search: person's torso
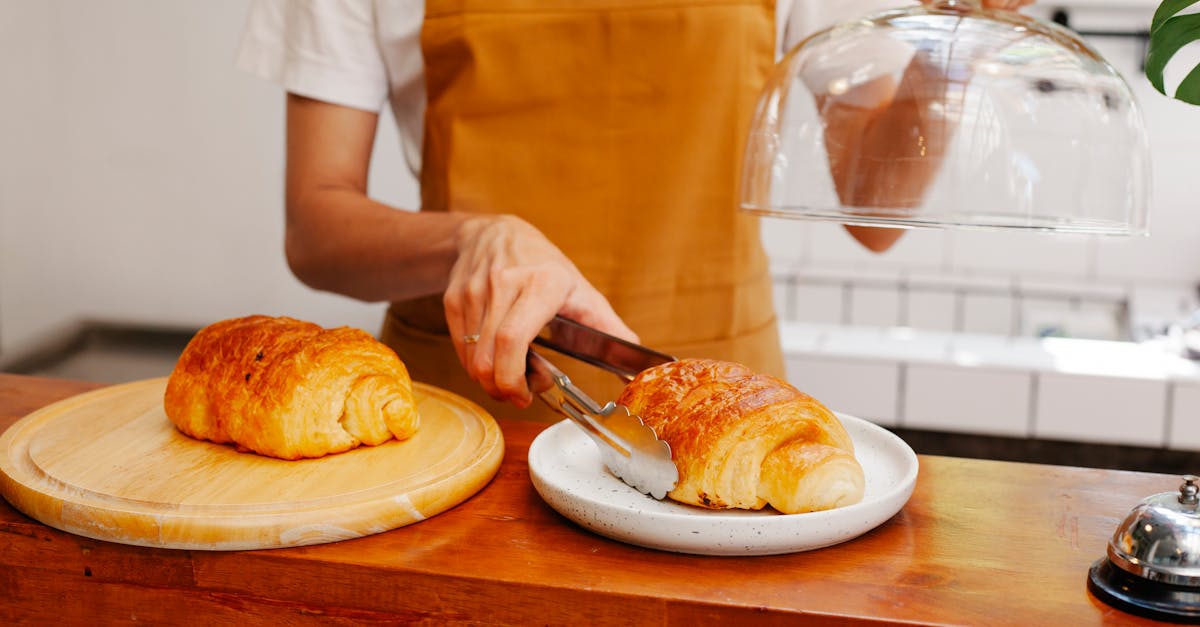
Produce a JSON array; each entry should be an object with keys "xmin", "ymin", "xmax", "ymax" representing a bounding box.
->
[
  {"xmin": 415, "ymin": 0, "xmax": 775, "ymax": 348},
  {"xmin": 369, "ymin": 0, "xmax": 908, "ymax": 176},
  {"xmin": 384, "ymin": 0, "xmax": 787, "ymax": 421}
]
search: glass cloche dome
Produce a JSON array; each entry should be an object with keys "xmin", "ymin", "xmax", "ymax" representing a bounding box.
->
[{"xmin": 740, "ymin": 0, "xmax": 1151, "ymax": 242}]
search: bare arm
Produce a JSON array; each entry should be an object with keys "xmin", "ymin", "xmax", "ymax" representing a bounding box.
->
[
  {"xmin": 819, "ymin": 53, "xmax": 954, "ymax": 252},
  {"xmin": 284, "ymin": 94, "xmax": 469, "ymax": 302},
  {"xmin": 820, "ymin": 0, "xmax": 1035, "ymax": 253},
  {"xmin": 283, "ymin": 94, "xmax": 634, "ymax": 407}
]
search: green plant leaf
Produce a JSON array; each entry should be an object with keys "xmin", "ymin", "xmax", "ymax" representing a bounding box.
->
[
  {"xmin": 1152, "ymin": 0, "xmax": 1200, "ymax": 32},
  {"xmin": 1147, "ymin": 0, "xmax": 1200, "ymax": 104}
]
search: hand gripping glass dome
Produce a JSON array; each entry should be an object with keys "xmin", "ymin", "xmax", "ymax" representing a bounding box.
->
[{"xmin": 739, "ymin": 0, "xmax": 1150, "ymax": 236}]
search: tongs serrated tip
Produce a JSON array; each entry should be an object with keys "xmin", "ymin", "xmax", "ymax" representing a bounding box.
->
[{"xmin": 527, "ymin": 319, "xmax": 678, "ymax": 499}]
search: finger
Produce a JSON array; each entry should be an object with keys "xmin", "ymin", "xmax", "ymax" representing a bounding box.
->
[
  {"xmin": 443, "ymin": 276, "xmax": 470, "ymax": 371},
  {"xmin": 444, "ymin": 252, "xmax": 490, "ymax": 379},
  {"xmin": 470, "ymin": 268, "xmax": 524, "ymax": 402},
  {"xmin": 499, "ymin": 268, "xmax": 578, "ymax": 406},
  {"xmin": 492, "ymin": 277, "xmax": 567, "ymax": 407}
]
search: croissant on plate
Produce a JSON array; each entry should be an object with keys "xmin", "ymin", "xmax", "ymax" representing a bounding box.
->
[
  {"xmin": 164, "ymin": 315, "xmax": 419, "ymax": 460},
  {"xmin": 616, "ymin": 359, "xmax": 864, "ymax": 514}
]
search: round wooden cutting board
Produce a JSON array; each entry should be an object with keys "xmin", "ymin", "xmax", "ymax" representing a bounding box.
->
[{"xmin": 0, "ymin": 378, "xmax": 504, "ymax": 550}]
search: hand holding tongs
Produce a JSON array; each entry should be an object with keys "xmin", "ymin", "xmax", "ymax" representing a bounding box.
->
[{"xmin": 527, "ymin": 316, "xmax": 679, "ymax": 499}]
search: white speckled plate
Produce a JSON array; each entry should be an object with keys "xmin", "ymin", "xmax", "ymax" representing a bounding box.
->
[{"xmin": 528, "ymin": 414, "xmax": 918, "ymax": 556}]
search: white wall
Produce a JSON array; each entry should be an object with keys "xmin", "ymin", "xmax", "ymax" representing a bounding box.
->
[
  {"xmin": 1, "ymin": 0, "xmax": 1197, "ymax": 358},
  {"xmin": 767, "ymin": 5, "xmax": 1200, "ymax": 340},
  {"xmin": 0, "ymin": 0, "xmax": 419, "ymax": 357}
]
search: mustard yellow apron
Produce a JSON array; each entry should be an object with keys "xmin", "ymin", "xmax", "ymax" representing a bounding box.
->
[{"xmin": 383, "ymin": 0, "xmax": 784, "ymax": 422}]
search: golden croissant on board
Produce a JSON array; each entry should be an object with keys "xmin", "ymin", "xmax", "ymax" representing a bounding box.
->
[
  {"xmin": 617, "ymin": 359, "xmax": 864, "ymax": 514},
  {"xmin": 164, "ymin": 315, "xmax": 419, "ymax": 460}
]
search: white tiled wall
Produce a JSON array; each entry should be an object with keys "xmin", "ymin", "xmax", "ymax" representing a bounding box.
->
[
  {"xmin": 777, "ymin": 5, "xmax": 1200, "ymax": 453},
  {"xmin": 785, "ymin": 355, "xmax": 901, "ymax": 426},
  {"xmin": 760, "ymin": 7, "xmax": 1200, "ymax": 345},
  {"xmin": 767, "ymin": 13, "xmax": 1200, "ymax": 448},
  {"xmin": 948, "ymin": 231, "xmax": 1094, "ymax": 278},
  {"xmin": 779, "ymin": 322, "xmax": 1200, "ymax": 451},
  {"xmin": 790, "ymin": 281, "xmax": 844, "ymax": 325},
  {"xmin": 1171, "ymin": 383, "xmax": 1200, "ymax": 450},
  {"xmin": 849, "ymin": 285, "xmax": 902, "ymax": 328},
  {"xmin": 774, "ymin": 271, "xmax": 1146, "ymax": 342},
  {"xmin": 904, "ymin": 365, "xmax": 1032, "ymax": 437},
  {"xmin": 960, "ymin": 292, "xmax": 1016, "ymax": 336},
  {"xmin": 766, "ymin": 45, "xmax": 1200, "ymax": 451},
  {"xmin": 1034, "ymin": 373, "xmax": 1168, "ymax": 447},
  {"xmin": 905, "ymin": 288, "xmax": 957, "ymax": 332}
]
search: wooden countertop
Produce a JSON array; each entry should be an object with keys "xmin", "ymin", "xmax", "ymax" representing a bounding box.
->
[{"xmin": 0, "ymin": 373, "xmax": 1173, "ymax": 625}]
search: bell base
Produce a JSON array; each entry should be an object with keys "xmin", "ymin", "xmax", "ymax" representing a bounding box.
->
[{"xmin": 1088, "ymin": 558, "xmax": 1200, "ymax": 623}]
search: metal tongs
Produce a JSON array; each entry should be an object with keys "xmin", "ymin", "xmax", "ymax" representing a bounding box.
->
[{"xmin": 526, "ymin": 316, "xmax": 679, "ymax": 499}]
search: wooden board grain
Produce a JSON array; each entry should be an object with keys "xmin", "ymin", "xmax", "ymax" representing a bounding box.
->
[{"xmin": 0, "ymin": 377, "xmax": 503, "ymax": 550}]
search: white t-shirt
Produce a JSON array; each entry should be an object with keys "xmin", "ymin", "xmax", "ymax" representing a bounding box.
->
[{"xmin": 235, "ymin": 0, "xmax": 912, "ymax": 174}]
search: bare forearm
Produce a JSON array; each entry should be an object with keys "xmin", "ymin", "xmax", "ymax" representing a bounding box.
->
[
  {"xmin": 823, "ymin": 52, "xmax": 952, "ymax": 209},
  {"xmin": 278, "ymin": 94, "xmax": 632, "ymax": 407},
  {"xmin": 283, "ymin": 93, "xmax": 480, "ymax": 303},
  {"xmin": 821, "ymin": 0, "xmax": 1034, "ymax": 252},
  {"xmin": 284, "ymin": 188, "xmax": 475, "ymax": 303}
]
